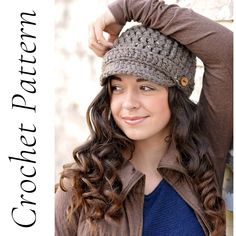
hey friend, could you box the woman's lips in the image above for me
[122,116,148,125]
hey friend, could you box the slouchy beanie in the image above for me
[100,25,196,97]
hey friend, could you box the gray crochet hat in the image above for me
[100,25,196,97]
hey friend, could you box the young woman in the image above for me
[55,0,232,235]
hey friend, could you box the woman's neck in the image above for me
[129,137,170,194]
[130,136,170,175]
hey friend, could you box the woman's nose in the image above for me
[122,91,140,110]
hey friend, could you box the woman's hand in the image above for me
[88,7,124,57]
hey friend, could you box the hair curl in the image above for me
[59,83,225,235]
[60,83,134,235]
[168,87,225,235]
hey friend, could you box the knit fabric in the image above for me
[101,25,196,97]
[142,179,205,236]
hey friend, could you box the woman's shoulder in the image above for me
[55,177,79,236]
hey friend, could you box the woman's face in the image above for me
[110,74,171,142]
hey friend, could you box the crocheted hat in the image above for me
[100,25,196,97]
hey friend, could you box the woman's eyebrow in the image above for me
[110,76,148,82]
[111,76,122,81]
[136,78,148,82]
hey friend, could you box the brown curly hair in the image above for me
[59,82,225,235]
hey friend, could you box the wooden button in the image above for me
[179,76,189,87]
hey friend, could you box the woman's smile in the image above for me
[121,116,149,125]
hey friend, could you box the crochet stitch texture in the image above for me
[101,25,196,97]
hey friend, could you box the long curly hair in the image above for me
[59,82,225,235]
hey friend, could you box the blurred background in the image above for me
[55,0,233,234]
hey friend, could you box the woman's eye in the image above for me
[111,85,122,93]
[140,85,155,91]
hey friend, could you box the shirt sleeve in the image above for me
[108,0,233,189]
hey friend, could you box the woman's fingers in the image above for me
[88,23,109,57]
[88,7,124,57]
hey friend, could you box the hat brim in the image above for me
[100,59,175,88]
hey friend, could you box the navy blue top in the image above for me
[142,179,205,236]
